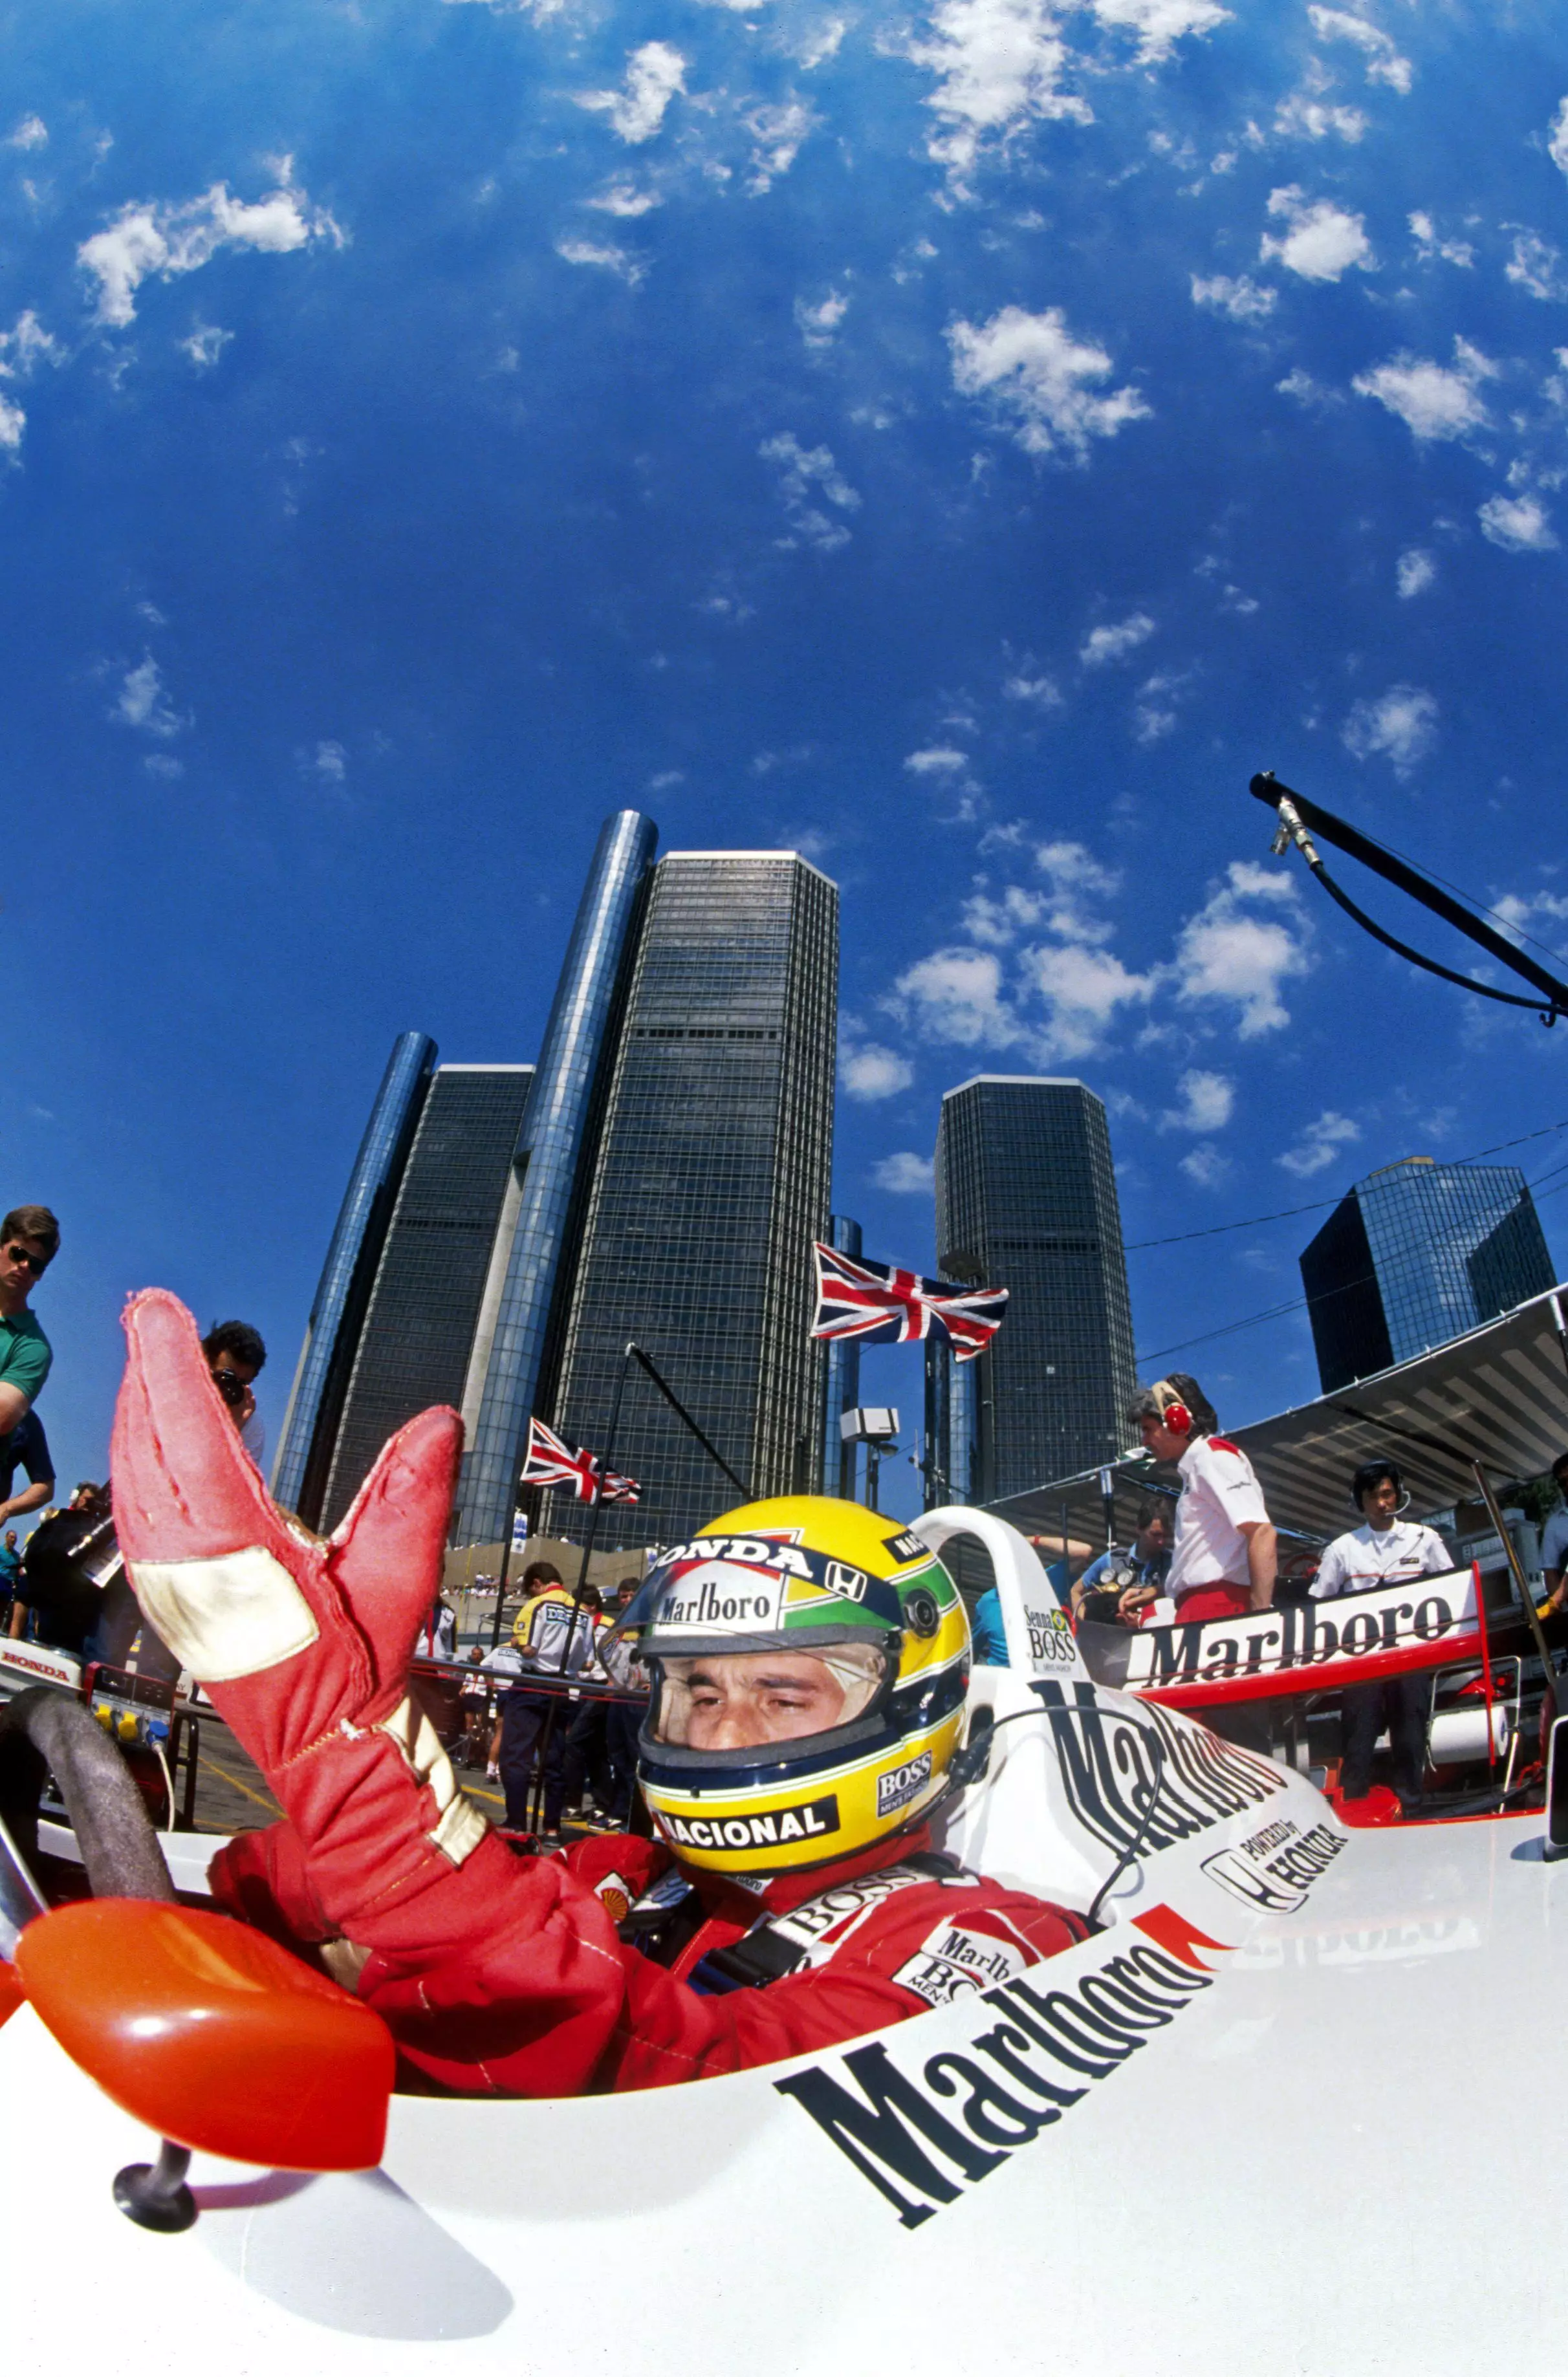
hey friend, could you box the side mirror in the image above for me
[15,1898,395,2173]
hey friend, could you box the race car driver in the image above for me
[110,1290,1089,2098]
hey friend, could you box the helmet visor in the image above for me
[651,1642,887,1752]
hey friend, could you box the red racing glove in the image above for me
[111,1290,516,1954]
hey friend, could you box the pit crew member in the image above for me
[1071,1497,1173,1629]
[111,1290,1089,2097]
[1131,1373,1276,1623]
[1312,1459,1453,1810]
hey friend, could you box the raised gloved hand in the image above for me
[111,1290,499,1948]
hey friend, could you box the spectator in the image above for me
[499,1564,599,1839]
[416,1594,457,1662]
[0,1206,60,1441]
[0,1417,57,1639]
[1072,1498,1174,1629]
[598,1577,648,1827]
[89,1327,266,1677]
[1541,1452,1568,1612]
[458,1645,493,1768]
[202,1320,268,1466]
[1313,1458,1453,1811]
[0,1527,18,1628]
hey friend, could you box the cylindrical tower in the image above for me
[457,809,658,1545]
[272,1029,438,1523]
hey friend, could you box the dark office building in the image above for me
[316,1063,535,1529]
[935,1076,1135,1501]
[547,852,837,1545]
[1300,1156,1556,1393]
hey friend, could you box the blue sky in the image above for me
[4,0,1567,1514]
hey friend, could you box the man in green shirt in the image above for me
[0,1203,58,1435]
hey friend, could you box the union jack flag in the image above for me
[810,1242,1008,1363]
[521,1416,640,1506]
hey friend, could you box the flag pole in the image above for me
[527,1343,636,1837]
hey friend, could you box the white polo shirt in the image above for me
[1166,1433,1270,1598]
[1311,1518,1453,1600]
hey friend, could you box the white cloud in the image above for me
[576,43,686,145]
[795,16,849,67]
[1397,547,1436,598]
[555,235,645,285]
[1087,0,1230,65]
[1020,941,1154,1056]
[906,0,1091,194]
[1305,6,1411,92]
[1505,231,1568,302]
[1552,98,1568,181]
[874,1151,936,1193]
[111,655,188,739]
[0,308,60,439]
[1172,861,1309,1037]
[950,304,1150,462]
[0,395,25,451]
[1493,887,1568,948]
[1160,1068,1234,1133]
[1409,211,1473,268]
[1273,92,1367,143]
[1080,611,1155,666]
[312,740,346,782]
[6,116,47,151]
[905,746,970,776]
[1277,1108,1360,1177]
[760,431,861,551]
[745,100,818,193]
[1276,366,1342,408]
[1260,185,1373,282]
[1132,670,1186,743]
[1352,336,1496,441]
[585,180,662,217]
[796,287,849,348]
[892,946,1022,1047]
[1179,1142,1232,1188]
[143,753,184,781]
[78,165,343,327]
[1036,838,1119,911]
[1478,492,1558,552]
[962,885,1045,944]
[842,1044,915,1100]
[179,323,232,369]
[1001,659,1063,707]
[1342,682,1438,772]
[1190,272,1277,323]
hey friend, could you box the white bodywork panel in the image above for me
[3,1511,1558,2373]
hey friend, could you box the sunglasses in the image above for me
[3,1244,47,1276]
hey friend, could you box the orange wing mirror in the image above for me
[16,1899,395,2178]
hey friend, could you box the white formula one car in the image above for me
[1,1490,1560,2377]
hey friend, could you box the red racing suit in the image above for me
[213,1818,1089,2098]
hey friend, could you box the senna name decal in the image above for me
[1122,1567,1481,1702]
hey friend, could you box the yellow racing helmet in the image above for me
[630,1494,970,1877]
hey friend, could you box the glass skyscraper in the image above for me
[318,1064,536,1530]
[272,1029,437,1525]
[1299,1156,1556,1392]
[457,809,657,1546]
[546,851,837,1545]
[935,1076,1135,1500]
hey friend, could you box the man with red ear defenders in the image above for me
[1129,1373,1276,1623]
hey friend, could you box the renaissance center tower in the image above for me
[546,851,837,1545]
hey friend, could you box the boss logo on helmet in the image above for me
[655,1795,840,1851]
[876,1751,933,1817]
